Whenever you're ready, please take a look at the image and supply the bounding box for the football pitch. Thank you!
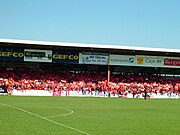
[0,96,179,135]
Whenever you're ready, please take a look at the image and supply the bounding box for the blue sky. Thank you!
[0,0,180,49]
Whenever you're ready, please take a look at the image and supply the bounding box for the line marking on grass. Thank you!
[0,103,90,135]
[46,107,74,118]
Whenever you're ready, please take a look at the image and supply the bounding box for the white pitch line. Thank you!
[46,107,74,118]
[0,103,90,135]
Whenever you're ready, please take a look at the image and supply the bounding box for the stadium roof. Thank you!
[0,38,180,54]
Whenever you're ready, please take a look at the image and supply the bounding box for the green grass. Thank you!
[0,96,180,135]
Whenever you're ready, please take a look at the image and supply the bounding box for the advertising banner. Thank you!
[136,55,164,67]
[79,52,109,65]
[0,48,24,61]
[110,55,135,66]
[52,50,79,64]
[24,49,52,62]
[164,58,180,67]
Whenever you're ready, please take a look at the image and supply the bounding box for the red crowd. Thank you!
[0,66,180,96]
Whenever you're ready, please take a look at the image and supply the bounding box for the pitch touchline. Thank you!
[0,103,90,135]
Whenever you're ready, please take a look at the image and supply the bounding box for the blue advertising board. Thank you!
[52,50,79,64]
[0,48,24,61]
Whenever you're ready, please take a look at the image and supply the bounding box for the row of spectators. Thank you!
[0,67,180,97]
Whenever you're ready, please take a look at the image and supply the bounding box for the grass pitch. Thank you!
[0,96,179,135]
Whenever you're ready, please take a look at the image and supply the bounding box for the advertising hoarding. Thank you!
[24,49,52,62]
[136,55,164,67]
[164,58,180,67]
[52,50,79,64]
[0,48,24,61]
[79,52,109,65]
[110,55,135,66]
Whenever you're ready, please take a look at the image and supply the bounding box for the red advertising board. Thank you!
[164,58,180,66]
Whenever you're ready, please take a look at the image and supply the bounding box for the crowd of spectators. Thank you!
[0,66,180,97]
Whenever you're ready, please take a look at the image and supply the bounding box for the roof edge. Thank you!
[0,38,180,53]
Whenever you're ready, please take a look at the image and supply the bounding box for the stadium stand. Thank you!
[0,67,179,98]
[0,39,179,98]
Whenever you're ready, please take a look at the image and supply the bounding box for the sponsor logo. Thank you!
[137,57,144,64]
[144,58,163,64]
[84,55,107,63]
[111,58,134,63]
[0,51,24,57]
[129,58,134,63]
[53,54,79,60]
[164,59,180,66]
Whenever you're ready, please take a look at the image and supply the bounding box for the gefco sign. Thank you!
[52,50,79,64]
[0,48,24,61]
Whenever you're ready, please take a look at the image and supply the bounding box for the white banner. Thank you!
[136,55,164,67]
[110,55,135,66]
[24,49,52,62]
[11,90,179,99]
[79,52,109,65]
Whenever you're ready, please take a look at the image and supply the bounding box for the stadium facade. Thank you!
[0,38,179,98]
[0,38,180,73]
